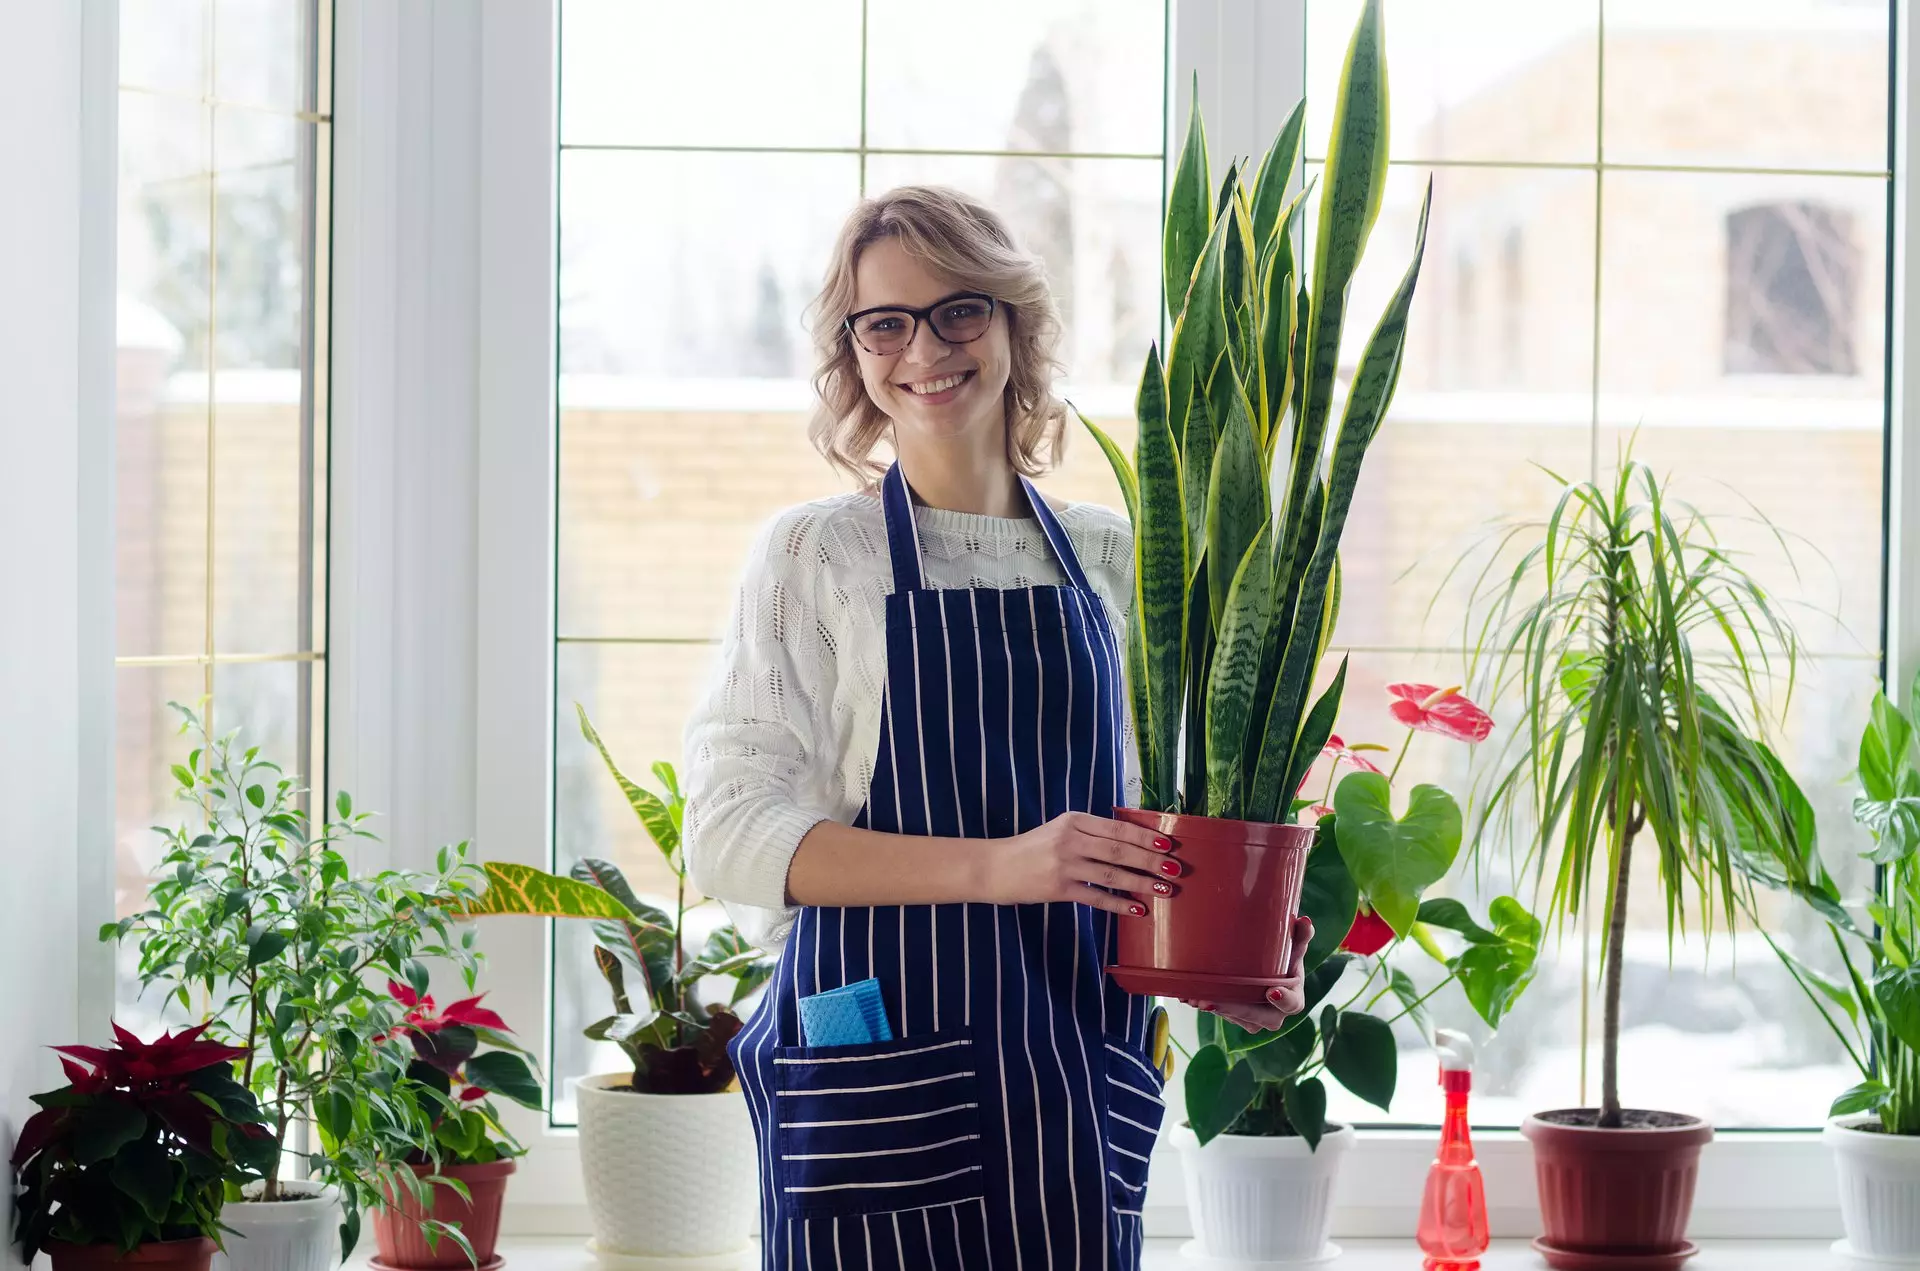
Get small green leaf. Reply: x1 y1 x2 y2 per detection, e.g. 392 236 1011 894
336 790 353 819
1832 1080 1889 1118
404 959 431 997
1282 1076 1329 1150
1323 1009 1397 1111
172 764 195 789
1185 1046 1256 1146
248 930 291 967
246 784 266 808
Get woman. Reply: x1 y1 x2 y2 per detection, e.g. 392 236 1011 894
683 185 1310 1270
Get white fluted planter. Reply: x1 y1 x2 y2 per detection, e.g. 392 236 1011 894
212 1183 340 1271
1172 1121 1354 1266
574 1074 758 1268
1829 1116 1920 1265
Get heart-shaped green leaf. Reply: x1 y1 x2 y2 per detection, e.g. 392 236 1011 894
1332 773 1462 935
1282 1076 1329 1150
1322 1008 1396 1111
1449 896 1541 1028
1185 1045 1256 1146
1301 817 1360 970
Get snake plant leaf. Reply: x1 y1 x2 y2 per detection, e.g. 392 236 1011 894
1137 344 1189 810
1206 526 1275 818
1183 555 1214 816
578 704 680 865
1074 404 1138 527
1275 654 1350 818
1126 582 1158 807
462 860 632 919
1165 80 1214 322
1183 393 1218 569
1207 372 1268 632
1250 98 1308 260
1219 161 1250 318
1247 477 1327 822
1170 213 1232 461
1282 0 1390 585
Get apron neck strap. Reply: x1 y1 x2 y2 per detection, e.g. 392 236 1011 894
880 461 1096 596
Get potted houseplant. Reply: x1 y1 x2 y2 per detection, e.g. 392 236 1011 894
462 706 771 1265
1177 682 1540 1264
362 982 543 1271
12 1024 280 1271
1460 457 1808 1268
105 703 511 1271
1761 675 1920 1263
1079 0 1432 1004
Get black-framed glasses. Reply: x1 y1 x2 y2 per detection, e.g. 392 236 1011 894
845 292 997 356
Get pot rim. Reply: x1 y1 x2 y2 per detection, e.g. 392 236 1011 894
1522 1109 1714 1149
226 1181 341 1212
571 1072 744 1100
1167 1119 1357 1155
46 1237 219 1259
1825 1114 1920 1151
403 1157 518 1181
1111 806 1318 846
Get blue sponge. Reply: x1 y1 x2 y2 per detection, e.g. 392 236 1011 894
799 978 894 1047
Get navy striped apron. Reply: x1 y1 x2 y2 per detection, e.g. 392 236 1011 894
730 461 1166 1270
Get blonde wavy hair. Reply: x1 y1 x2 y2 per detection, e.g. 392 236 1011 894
807 185 1067 487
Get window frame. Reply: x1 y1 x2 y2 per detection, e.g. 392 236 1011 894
313 0 1920 1240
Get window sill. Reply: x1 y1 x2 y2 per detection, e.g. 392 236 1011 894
362 1236 1839 1270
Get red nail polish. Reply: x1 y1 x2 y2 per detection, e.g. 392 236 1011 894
1153 836 1173 852
1152 880 1173 896
1129 904 1146 917
1159 859 1182 877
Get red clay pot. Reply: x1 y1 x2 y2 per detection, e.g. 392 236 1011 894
370 1159 515 1270
1109 807 1314 1004
47 1238 216 1271
1523 1110 1713 1268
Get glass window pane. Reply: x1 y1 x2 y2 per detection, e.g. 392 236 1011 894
560 150 859 380
1598 171 1886 650
863 155 1163 391
560 0 863 149
1306 0 1599 164
865 0 1166 156
122 0 208 98
1602 0 1889 171
214 0 316 113
119 92 212 659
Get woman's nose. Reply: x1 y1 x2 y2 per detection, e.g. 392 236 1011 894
901 319 952 365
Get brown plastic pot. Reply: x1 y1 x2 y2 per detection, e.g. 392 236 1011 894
1109 807 1314 1004
369 1159 515 1270
1523 1110 1713 1267
47 1238 216 1271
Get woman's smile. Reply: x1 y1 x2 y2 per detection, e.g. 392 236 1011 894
895 367 976 406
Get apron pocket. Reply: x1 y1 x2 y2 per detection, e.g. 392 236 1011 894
773 1028 988 1218
1102 1039 1166 1212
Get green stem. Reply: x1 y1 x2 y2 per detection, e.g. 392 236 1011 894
1386 728 1415 785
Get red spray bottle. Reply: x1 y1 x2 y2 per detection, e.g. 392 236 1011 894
1417 1028 1489 1270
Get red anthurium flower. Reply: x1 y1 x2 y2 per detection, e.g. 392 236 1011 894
1339 907 1396 956
1386 684 1494 744
1308 804 1334 819
1322 734 1386 773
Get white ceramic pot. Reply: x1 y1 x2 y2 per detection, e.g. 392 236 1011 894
212 1183 341 1271
1172 1121 1355 1267
1828 1115 1920 1265
574 1073 758 1267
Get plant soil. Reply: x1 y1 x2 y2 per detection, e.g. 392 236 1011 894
1539 1108 1698 1130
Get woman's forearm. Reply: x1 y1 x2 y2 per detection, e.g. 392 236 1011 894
784 819 996 907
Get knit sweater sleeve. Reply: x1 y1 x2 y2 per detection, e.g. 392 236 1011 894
681 507 843 949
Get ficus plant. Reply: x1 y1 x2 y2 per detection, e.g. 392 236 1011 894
104 702 516 1258
1081 0 1430 827
1459 454 1808 1130
464 705 774 1094
1183 682 1541 1147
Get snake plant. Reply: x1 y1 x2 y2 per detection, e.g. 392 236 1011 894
1083 0 1429 825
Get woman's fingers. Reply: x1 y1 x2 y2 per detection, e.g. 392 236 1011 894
1286 916 1314 978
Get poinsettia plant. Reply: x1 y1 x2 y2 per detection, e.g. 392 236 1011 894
370 980 543 1168
462 706 774 1094
1184 682 1541 1147
12 1024 278 1261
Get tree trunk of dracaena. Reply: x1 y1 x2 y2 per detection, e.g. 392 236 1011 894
1597 805 1642 1130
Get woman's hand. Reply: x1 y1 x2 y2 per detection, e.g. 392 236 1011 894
1180 916 1314 1032
981 811 1181 917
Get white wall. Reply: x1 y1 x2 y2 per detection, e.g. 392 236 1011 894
0 1 114 1261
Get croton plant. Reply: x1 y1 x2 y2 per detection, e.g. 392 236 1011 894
1184 682 1542 1147
464 706 774 1094
12 1025 278 1261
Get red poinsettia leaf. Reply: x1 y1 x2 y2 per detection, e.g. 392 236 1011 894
1386 683 1494 744
1339 908 1397 957
458 1086 489 1103
51 1044 113 1072
388 979 420 1007
109 1021 144 1050
439 995 511 1033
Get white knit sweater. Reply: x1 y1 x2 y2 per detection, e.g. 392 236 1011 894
681 487 1142 952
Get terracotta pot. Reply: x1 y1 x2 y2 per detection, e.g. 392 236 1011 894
1109 807 1313 1004
48 1238 217 1271
1523 1110 1712 1268
369 1159 514 1270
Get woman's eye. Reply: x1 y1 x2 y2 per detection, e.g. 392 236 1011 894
945 304 985 321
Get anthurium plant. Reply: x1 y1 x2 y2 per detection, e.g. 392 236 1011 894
12 1025 278 1261
463 706 774 1094
104 702 507 1257
1764 675 1920 1133
1184 683 1541 1146
1081 0 1429 826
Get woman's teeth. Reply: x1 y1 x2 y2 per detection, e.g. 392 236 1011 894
904 372 969 396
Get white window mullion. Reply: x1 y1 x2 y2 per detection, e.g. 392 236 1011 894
1886 0 1920 695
